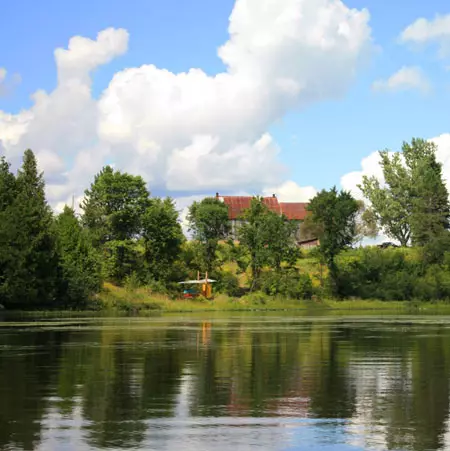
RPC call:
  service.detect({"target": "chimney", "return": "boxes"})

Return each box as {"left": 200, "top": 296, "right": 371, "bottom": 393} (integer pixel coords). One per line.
{"left": 216, "top": 192, "right": 219, "bottom": 198}
{"left": 272, "top": 193, "right": 276, "bottom": 198}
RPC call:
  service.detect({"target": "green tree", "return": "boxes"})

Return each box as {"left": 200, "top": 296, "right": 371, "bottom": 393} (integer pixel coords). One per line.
{"left": 81, "top": 166, "right": 150, "bottom": 245}
{"left": 1, "top": 150, "right": 58, "bottom": 307}
{"left": 404, "top": 139, "right": 450, "bottom": 246}
{"left": 55, "top": 206, "right": 102, "bottom": 306}
{"left": 354, "top": 200, "right": 379, "bottom": 246}
{"left": 142, "top": 198, "right": 185, "bottom": 281}
{"left": 0, "top": 158, "right": 17, "bottom": 303}
{"left": 360, "top": 150, "right": 412, "bottom": 246}
{"left": 187, "top": 197, "right": 230, "bottom": 271}
{"left": 359, "top": 138, "right": 449, "bottom": 246}
{"left": 81, "top": 166, "right": 151, "bottom": 284}
{"left": 238, "top": 197, "right": 271, "bottom": 289}
{"left": 307, "top": 187, "right": 359, "bottom": 296}
{"left": 0, "top": 157, "right": 16, "bottom": 211}
{"left": 263, "top": 212, "right": 300, "bottom": 271}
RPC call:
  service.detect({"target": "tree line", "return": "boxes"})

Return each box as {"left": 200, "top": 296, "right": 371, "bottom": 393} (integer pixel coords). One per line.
{"left": 0, "top": 137, "right": 450, "bottom": 309}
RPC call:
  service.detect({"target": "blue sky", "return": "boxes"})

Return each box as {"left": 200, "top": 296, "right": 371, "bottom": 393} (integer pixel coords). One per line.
{"left": 1, "top": 0, "right": 450, "bottom": 207}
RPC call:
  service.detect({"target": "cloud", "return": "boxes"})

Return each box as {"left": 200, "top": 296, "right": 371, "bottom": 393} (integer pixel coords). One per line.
{"left": 340, "top": 151, "right": 386, "bottom": 199}
{"left": 0, "top": 0, "right": 373, "bottom": 209}
{"left": 263, "top": 180, "right": 317, "bottom": 202}
{"left": 400, "top": 14, "right": 450, "bottom": 58}
{"left": 0, "top": 68, "right": 21, "bottom": 97}
{"left": 371, "top": 66, "right": 430, "bottom": 93}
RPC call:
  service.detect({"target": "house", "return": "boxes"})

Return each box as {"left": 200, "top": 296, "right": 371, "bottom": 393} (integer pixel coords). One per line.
{"left": 215, "top": 193, "right": 319, "bottom": 248}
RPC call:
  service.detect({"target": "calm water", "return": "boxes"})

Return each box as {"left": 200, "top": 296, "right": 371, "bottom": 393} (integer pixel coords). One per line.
{"left": 1, "top": 314, "right": 450, "bottom": 450}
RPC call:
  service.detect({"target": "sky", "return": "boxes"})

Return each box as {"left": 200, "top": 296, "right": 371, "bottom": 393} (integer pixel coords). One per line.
{"left": 2, "top": 0, "right": 450, "bottom": 213}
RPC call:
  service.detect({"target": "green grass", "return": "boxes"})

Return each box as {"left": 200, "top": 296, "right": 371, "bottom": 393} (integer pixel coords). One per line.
{"left": 91, "top": 283, "right": 450, "bottom": 314}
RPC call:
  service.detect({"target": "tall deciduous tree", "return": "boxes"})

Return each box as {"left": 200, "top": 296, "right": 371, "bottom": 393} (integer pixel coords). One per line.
{"left": 55, "top": 206, "right": 102, "bottom": 306}
{"left": 2, "top": 150, "right": 58, "bottom": 307}
{"left": 81, "top": 166, "right": 151, "bottom": 284}
{"left": 354, "top": 200, "right": 379, "bottom": 246}
{"left": 263, "top": 212, "right": 300, "bottom": 271}
{"left": 359, "top": 138, "right": 450, "bottom": 247}
{"left": 307, "top": 187, "right": 359, "bottom": 295}
{"left": 81, "top": 166, "right": 151, "bottom": 245}
{"left": 142, "top": 198, "right": 185, "bottom": 281}
{"left": 188, "top": 197, "right": 230, "bottom": 271}
{"left": 404, "top": 139, "right": 450, "bottom": 246}
{"left": 360, "top": 150, "right": 412, "bottom": 246}
{"left": 238, "top": 198, "right": 271, "bottom": 288}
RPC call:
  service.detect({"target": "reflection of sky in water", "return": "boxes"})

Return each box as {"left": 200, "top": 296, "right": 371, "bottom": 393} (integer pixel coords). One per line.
{"left": 4, "top": 316, "right": 450, "bottom": 451}
{"left": 36, "top": 375, "right": 372, "bottom": 451}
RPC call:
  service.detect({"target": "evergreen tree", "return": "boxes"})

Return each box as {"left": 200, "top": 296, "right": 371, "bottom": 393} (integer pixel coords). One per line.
{"left": 55, "top": 206, "right": 102, "bottom": 306}
{"left": 2, "top": 150, "right": 58, "bottom": 307}
{"left": 0, "top": 158, "right": 17, "bottom": 303}
{"left": 142, "top": 198, "right": 185, "bottom": 281}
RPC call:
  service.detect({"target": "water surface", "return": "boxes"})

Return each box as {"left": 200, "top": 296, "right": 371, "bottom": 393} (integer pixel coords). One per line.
{"left": 1, "top": 314, "right": 450, "bottom": 450}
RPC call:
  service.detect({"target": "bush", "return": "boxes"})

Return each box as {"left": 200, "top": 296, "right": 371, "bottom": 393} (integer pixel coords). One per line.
{"left": 413, "top": 266, "right": 450, "bottom": 301}
{"left": 335, "top": 247, "right": 423, "bottom": 301}
{"left": 296, "top": 273, "right": 314, "bottom": 300}
{"left": 260, "top": 269, "right": 314, "bottom": 300}
{"left": 102, "top": 240, "right": 144, "bottom": 285}
{"left": 124, "top": 272, "right": 142, "bottom": 292}
{"left": 242, "top": 291, "right": 270, "bottom": 305}
{"left": 215, "top": 271, "right": 241, "bottom": 297}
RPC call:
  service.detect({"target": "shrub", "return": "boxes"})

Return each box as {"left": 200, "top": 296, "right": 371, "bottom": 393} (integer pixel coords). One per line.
{"left": 260, "top": 269, "right": 314, "bottom": 300}
{"left": 335, "top": 247, "right": 421, "bottom": 301}
{"left": 243, "top": 291, "right": 270, "bottom": 305}
{"left": 124, "top": 272, "right": 142, "bottom": 292}
{"left": 215, "top": 271, "right": 241, "bottom": 297}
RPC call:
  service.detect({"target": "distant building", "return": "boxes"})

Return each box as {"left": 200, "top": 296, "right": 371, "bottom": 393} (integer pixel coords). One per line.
{"left": 215, "top": 193, "right": 319, "bottom": 248}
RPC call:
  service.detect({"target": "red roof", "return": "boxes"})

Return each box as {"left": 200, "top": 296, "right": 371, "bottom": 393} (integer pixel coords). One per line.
{"left": 219, "top": 195, "right": 308, "bottom": 221}
{"left": 279, "top": 202, "right": 309, "bottom": 220}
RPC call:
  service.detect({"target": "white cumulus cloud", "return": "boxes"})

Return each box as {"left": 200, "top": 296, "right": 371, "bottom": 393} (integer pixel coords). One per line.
{"left": 263, "top": 180, "right": 317, "bottom": 202}
{"left": 400, "top": 14, "right": 450, "bottom": 58}
{"left": 0, "top": 68, "right": 21, "bottom": 97}
{"left": 0, "top": 0, "right": 373, "bottom": 209}
{"left": 371, "top": 66, "right": 430, "bottom": 93}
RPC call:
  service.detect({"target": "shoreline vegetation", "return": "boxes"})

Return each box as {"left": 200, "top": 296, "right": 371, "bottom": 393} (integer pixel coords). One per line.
{"left": 2, "top": 139, "right": 450, "bottom": 313}
{"left": 6, "top": 280, "right": 450, "bottom": 316}
{"left": 96, "top": 284, "right": 450, "bottom": 314}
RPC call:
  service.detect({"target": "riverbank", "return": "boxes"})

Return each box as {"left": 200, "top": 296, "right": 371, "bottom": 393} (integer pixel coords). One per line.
{"left": 4, "top": 283, "right": 450, "bottom": 316}
{"left": 94, "top": 283, "right": 450, "bottom": 314}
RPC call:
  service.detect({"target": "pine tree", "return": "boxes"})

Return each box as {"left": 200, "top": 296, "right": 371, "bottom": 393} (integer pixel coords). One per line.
{"left": 0, "top": 158, "right": 17, "bottom": 303}
{"left": 55, "top": 206, "right": 101, "bottom": 306}
{"left": 3, "top": 150, "right": 58, "bottom": 307}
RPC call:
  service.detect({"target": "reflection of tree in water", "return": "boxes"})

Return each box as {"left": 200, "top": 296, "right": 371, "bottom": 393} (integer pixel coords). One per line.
{"left": 384, "top": 333, "right": 450, "bottom": 451}
{"left": 80, "top": 326, "right": 189, "bottom": 449}
{"left": 0, "top": 330, "right": 64, "bottom": 450}
{"left": 308, "top": 326, "right": 356, "bottom": 419}
{"left": 343, "top": 325, "right": 450, "bottom": 451}
{"left": 2, "top": 319, "right": 450, "bottom": 450}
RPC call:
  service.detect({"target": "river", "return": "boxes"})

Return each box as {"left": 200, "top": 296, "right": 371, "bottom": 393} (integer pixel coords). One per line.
{"left": 1, "top": 313, "right": 450, "bottom": 450}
